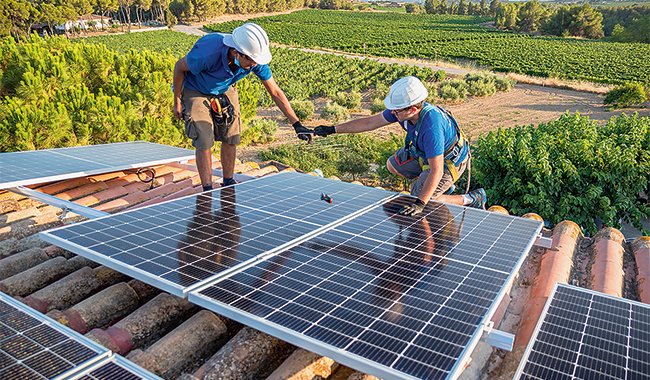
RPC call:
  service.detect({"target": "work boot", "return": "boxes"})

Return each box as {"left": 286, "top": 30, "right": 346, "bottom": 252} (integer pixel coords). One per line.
{"left": 467, "top": 188, "right": 487, "bottom": 210}
{"left": 222, "top": 177, "right": 238, "bottom": 187}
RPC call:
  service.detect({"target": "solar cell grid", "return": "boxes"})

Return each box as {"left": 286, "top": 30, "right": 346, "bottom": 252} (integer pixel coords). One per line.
{"left": 516, "top": 283, "right": 650, "bottom": 380}
{"left": 73, "top": 355, "right": 163, "bottom": 380}
{"left": 40, "top": 172, "right": 395, "bottom": 296}
{"left": 0, "top": 293, "right": 108, "bottom": 380}
{"left": 0, "top": 141, "right": 194, "bottom": 189}
{"left": 191, "top": 197, "right": 542, "bottom": 379}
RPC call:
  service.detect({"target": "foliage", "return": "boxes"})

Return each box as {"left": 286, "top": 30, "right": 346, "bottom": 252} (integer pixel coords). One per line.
{"left": 290, "top": 99, "right": 315, "bottom": 120}
{"left": 433, "top": 70, "right": 447, "bottom": 82}
{"left": 464, "top": 73, "right": 497, "bottom": 97}
{"left": 370, "top": 98, "right": 385, "bottom": 114}
{"left": 321, "top": 102, "right": 350, "bottom": 123}
{"left": 604, "top": 83, "right": 648, "bottom": 109}
{"left": 0, "top": 35, "right": 187, "bottom": 151}
{"left": 332, "top": 91, "right": 362, "bottom": 109}
{"left": 472, "top": 113, "right": 650, "bottom": 234}
{"left": 495, "top": 76, "right": 516, "bottom": 91}
{"left": 206, "top": 9, "right": 649, "bottom": 85}
{"left": 259, "top": 133, "right": 403, "bottom": 184}
{"left": 240, "top": 118, "right": 277, "bottom": 146}
{"left": 608, "top": 15, "right": 650, "bottom": 43}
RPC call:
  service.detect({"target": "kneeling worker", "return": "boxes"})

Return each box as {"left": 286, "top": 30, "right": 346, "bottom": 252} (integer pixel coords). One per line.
{"left": 172, "top": 23, "right": 311, "bottom": 190}
{"left": 314, "top": 76, "right": 486, "bottom": 216}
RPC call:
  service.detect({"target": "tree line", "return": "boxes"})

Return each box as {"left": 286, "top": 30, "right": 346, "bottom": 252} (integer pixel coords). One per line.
{"left": 0, "top": 0, "right": 355, "bottom": 39}
{"left": 423, "top": 0, "right": 648, "bottom": 42}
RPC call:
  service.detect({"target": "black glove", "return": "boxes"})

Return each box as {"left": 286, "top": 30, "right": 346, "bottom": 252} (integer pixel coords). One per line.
{"left": 292, "top": 121, "right": 313, "bottom": 143}
{"left": 313, "top": 125, "right": 336, "bottom": 137}
{"left": 399, "top": 199, "right": 426, "bottom": 216}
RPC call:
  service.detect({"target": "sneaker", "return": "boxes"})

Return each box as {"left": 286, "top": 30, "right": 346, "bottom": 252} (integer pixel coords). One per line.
{"left": 467, "top": 188, "right": 487, "bottom": 210}
{"left": 222, "top": 178, "right": 238, "bottom": 187}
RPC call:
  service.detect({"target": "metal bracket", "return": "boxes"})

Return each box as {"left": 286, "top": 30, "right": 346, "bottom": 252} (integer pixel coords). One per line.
{"left": 8, "top": 186, "right": 109, "bottom": 220}
{"left": 482, "top": 322, "right": 515, "bottom": 351}
{"left": 534, "top": 234, "right": 553, "bottom": 249}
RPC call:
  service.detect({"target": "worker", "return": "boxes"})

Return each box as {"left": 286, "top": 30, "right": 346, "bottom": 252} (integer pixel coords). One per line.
{"left": 314, "top": 76, "right": 486, "bottom": 216}
{"left": 172, "top": 23, "right": 311, "bottom": 191}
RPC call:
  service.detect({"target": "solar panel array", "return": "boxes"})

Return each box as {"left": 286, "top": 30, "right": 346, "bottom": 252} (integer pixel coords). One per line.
{"left": 0, "top": 293, "right": 109, "bottom": 379}
{"left": 41, "top": 173, "right": 395, "bottom": 296}
{"left": 190, "top": 196, "right": 542, "bottom": 379}
{"left": 0, "top": 141, "right": 194, "bottom": 189}
{"left": 515, "top": 283, "right": 650, "bottom": 380}
{"left": 40, "top": 172, "right": 543, "bottom": 379}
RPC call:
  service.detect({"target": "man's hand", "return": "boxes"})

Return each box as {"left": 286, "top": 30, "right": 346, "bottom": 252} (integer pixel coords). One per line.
{"left": 292, "top": 121, "right": 313, "bottom": 143}
{"left": 399, "top": 199, "right": 426, "bottom": 216}
{"left": 313, "top": 125, "right": 336, "bottom": 137}
{"left": 173, "top": 98, "right": 183, "bottom": 120}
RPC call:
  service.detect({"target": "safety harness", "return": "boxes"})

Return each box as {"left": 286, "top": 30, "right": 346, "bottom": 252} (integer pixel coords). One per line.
{"left": 403, "top": 104, "right": 468, "bottom": 182}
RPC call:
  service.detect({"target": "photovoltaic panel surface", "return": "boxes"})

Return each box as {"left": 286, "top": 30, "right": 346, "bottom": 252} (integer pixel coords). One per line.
{"left": 515, "top": 283, "right": 650, "bottom": 380}
{"left": 190, "top": 197, "right": 543, "bottom": 380}
{"left": 40, "top": 172, "right": 395, "bottom": 296}
{"left": 73, "top": 355, "right": 163, "bottom": 380}
{"left": 0, "top": 293, "right": 109, "bottom": 379}
{"left": 0, "top": 141, "right": 194, "bottom": 189}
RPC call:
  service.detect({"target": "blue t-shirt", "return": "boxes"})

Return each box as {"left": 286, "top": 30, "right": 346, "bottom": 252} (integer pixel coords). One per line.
{"left": 382, "top": 103, "right": 468, "bottom": 162}
{"left": 184, "top": 33, "right": 272, "bottom": 96}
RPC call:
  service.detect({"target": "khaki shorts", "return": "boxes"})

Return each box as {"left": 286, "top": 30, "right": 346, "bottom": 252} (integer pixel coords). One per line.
{"left": 388, "top": 147, "right": 467, "bottom": 197}
{"left": 182, "top": 86, "right": 242, "bottom": 149}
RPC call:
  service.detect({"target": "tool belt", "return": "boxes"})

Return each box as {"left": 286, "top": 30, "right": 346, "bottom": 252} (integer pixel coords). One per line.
{"left": 210, "top": 94, "right": 235, "bottom": 131}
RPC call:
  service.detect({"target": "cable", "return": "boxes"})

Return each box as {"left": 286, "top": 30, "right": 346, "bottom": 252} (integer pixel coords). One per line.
{"left": 136, "top": 167, "right": 157, "bottom": 190}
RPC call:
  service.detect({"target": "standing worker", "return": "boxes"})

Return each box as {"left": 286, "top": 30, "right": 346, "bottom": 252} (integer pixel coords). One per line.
{"left": 314, "top": 76, "right": 487, "bottom": 216}
{"left": 172, "top": 23, "right": 311, "bottom": 190}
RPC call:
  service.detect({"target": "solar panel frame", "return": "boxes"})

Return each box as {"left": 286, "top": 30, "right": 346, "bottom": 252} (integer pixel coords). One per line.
{"left": 68, "top": 355, "right": 163, "bottom": 380}
{"left": 40, "top": 172, "right": 398, "bottom": 297}
{"left": 189, "top": 198, "right": 543, "bottom": 380}
{"left": 0, "top": 141, "right": 194, "bottom": 189}
{"left": 514, "top": 283, "right": 650, "bottom": 380}
{"left": 0, "top": 292, "right": 110, "bottom": 380}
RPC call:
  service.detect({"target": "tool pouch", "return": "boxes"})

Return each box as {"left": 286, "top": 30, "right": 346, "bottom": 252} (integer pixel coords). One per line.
{"left": 210, "top": 94, "right": 235, "bottom": 140}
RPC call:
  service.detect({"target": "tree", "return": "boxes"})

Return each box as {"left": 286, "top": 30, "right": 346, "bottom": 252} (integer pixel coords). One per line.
{"left": 458, "top": 0, "right": 468, "bottom": 15}
{"left": 424, "top": 0, "right": 436, "bottom": 14}
{"left": 95, "top": 0, "right": 118, "bottom": 30}
{"left": 517, "top": 0, "right": 544, "bottom": 32}
{"left": 405, "top": 3, "right": 424, "bottom": 14}
{"left": 495, "top": 3, "right": 517, "bottom": 30}
{"left": 568, "top": 3, "right": 604, "bottom": 39}
{"left": 489, "top": 0, "right": 499, "bottom": 17}
{"left": 480, "top": 0, "right": 488, "bottom": 16}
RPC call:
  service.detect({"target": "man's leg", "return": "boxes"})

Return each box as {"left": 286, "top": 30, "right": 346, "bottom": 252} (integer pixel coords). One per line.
{"left": 220, "top": 143, "right": 237, "bottom": 180}
{"left": 196, "top": 148, "right": 213, "bottom": 189}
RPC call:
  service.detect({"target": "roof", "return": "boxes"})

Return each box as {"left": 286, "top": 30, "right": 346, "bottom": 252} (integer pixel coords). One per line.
{"left": 0, "top": 155, "right": 647, "bottom": 380}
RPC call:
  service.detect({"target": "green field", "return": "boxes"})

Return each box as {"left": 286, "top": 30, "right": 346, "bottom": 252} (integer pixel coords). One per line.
{"left": 206, "top": 10, "right": 650, "bottom": 85}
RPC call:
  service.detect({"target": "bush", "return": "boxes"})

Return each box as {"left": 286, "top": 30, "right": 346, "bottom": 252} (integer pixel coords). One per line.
{"left": 290, "top": 100, "right": 315, "bottom": 120}
{"left": 332, "top": 91, "right": 362, "bottom": 109}
{"left": 465, "top": 73, "right": 497, "bottom": 97}
{"left": 439, "top": 79, "right": 468, "bottom": 102}
{"left": 321, "top": 102, "right": 350, "bottom": 123}
{"left": 370, "top": 98, "right": 386, "bottom": 113}
{"left": 433, "top": 70, "right": 447, "bottom": 82}
{"left": 472, "top": 112, "right": 650, "bottom": 234}
{"left": 495, "top": 76, "right": 516, "bottom": 91}
{"left": 240, "top": 119, "right": 278, "bottom": 146}
{"left": 424, "top": 81, "right": 438, "bottom": 103}
{"left": 604, "top": 83, "right": 648, "bottom": 109}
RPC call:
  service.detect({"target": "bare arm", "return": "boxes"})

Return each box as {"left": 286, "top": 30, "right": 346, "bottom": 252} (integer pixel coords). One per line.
{"left": 335, "top": 113, "right": 391, "bottom": 134}
{"left": 262, "top": 77, "right": 299, "bottom": 124}
{"left": 418, "top": 155, "right": 445, "bottom": 204}
{"left": 172, "top": 57, "right": 189, "bottom": 120}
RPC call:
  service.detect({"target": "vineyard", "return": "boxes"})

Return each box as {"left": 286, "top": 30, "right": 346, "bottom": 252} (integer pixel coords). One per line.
{"left": 207, "top": 9, "right": 650, "bottom": 85}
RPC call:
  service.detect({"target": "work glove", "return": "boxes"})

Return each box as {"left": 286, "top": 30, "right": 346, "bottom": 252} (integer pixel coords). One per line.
{"left": 292, "top": 121, "right": 313, "bottom": 143}
{"left": 313, "top": 125, "right": 337, "bottom": 137}
{"left": 399, "top": 199, "right": 426, "bottom": 216}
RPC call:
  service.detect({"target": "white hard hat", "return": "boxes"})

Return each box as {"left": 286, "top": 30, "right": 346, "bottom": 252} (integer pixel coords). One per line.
{"left": 384, "top": 76, "right": 428, "bottom": 110}
{"left": 223, "top": 23, "right": 272, "bottom": 65}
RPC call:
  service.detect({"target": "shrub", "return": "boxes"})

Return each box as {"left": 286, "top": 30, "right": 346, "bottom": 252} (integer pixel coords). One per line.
{"left": 290, "top": 99, "right": 315, "bottom": 120}
{"left": 604, "top": 83, "right": 648, "bottom": 109}
{"left": 439, "top": 79, "right": 469, "bottom": 102}
{"left": 370, "top": 98, "right": 386, "bottom": 113}
{"left": 240, "top": 118, "right": 278, "bottom": 146}
{"left": 472, "top": 112, "right": 650, "bottom": 234}
{"left": 433, "top": 70, "right": 447, "bottom": 82}
{"left": 465, "top": 73, "right": 497, "bottom": 97}
{"left": 424, "top": 81, "right": 438, "bottom": 103}
{"left": 495, "top": 76, "right": 516, "bottom": 91}
{"left": 321, "top": 102, "right": 350, "bottom": 123}
{"left": 332, "top": 91, "right": 362, "bottom": 109}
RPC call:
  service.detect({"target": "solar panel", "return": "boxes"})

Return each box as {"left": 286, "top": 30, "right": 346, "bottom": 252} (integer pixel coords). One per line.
{"left": 515, "top": 283, "right": 650, "bottom": 380}
{"left": 0, "top": 292, "right": 110, "bottom": 379}
{"left": 71, "top": 355, "right": 163, "bottom": 380}
{"left": 189, "top": 196, "right": 543, "bottom": 380}
{"left": 0, "top": 141, "right": 194, "bottom": 189}
{"left": 40, "top": 172, "right": 395, "bottom": 296}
